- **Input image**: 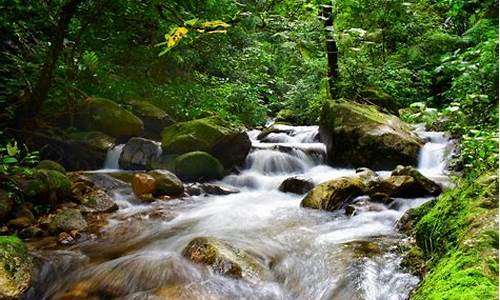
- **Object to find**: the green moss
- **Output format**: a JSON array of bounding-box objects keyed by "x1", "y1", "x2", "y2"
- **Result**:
[
  {"x1": 35, "y1": 160, "x2": 66, "y2": 174},
  {"x1": 67, "y1": 131, "x2": 116, "y2": 152},
  {"x1": 0, "y1": 235, "x2": 32, "y2": 299},
  {"x1": 161, "y1": 116, "x2": 239, "y2": 154},
  {"x1": 79, "y1": 97, "x2": 144, "y2": 139},
  {"x1": 174, "y1": 151, "x2": 224, "y2": 181},
  {"x1": 409, "y1": 172, "x2": 499, "y2": 299}
]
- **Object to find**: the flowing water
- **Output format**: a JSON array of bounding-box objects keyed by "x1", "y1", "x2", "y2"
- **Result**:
[
  {"x1": 25, "y1": 124, "x2": 451, "y2": 300},
  {"x1": 102, "y1": 144, "x2": 125, "y2": 171}
]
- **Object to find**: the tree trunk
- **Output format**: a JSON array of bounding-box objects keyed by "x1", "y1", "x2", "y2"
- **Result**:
[
  {"x1": 16, "y1": 0, "x2": 83, "y2": 127},
  {"x1": 322, "y1": 5, "x2": 339, "y2": 99}
]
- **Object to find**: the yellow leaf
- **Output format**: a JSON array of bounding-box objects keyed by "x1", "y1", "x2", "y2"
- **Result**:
[
  {"x1": 200, "y1": 20, "x2": 231, "y2": 31},
  {"x1": 167, "y1": 27, "x2": 189, "y2": 48}
]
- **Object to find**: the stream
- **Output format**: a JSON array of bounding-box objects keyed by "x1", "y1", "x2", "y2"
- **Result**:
[{"x1": 25, "y1": 124, "x2": 451, "y2": 300}]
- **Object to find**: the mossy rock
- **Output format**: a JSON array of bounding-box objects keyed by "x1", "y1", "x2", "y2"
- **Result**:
[
  {"x1": 275, "y1": 109, "x2": 300, "y2": 124},
  {"x1": 391, "y1": 165, "x2": 442, "y2": 196},
  {"x1": 301, "y1": 176, "x2": 366, "y2": 211},
  {"x1": 182, "y1": 237, "x2": 267, "y2": 282},
  {"x1": 77, "y1": 97, "x2": 144, "y2": 139},
  {"x1": 128, "y1": 100, "x2": 175, "y2": 138},
  {"x1": 360, "y1": 87, "x2": 400, "y2": 115},
  {"x1": 147, "y1": 170, "x2": 184, "y2": 196},
  {"x1": 319, "y1": 99, "x2": 423, "y2": 170},
  {"x1": 17, "y1": 170, "x2": 71, "y2": 206},
  {"x1": 0, "y1": 190, "x2": 14, "y2": 223},
  {"x1": 35, "y1": 160, "x2": 66, "y2": 174},
  {"x1": 48, "y1": 208, "x2": 88, "y2": 235},
  {"x1": 0, "y1": 236, "x2": 33, "y2": 299},
  {"x1": 173, "y1": 151, "x2": 224, "y2": 181},
  {"x1": 67, "y1": 131, "x2": 116, "y2": 153},
  {"x1": 146, "y1": 154, "x2": 178, "y2": 171},
  {"x1": 161, "y1": 116, "x2": 250, "y2": 169}
]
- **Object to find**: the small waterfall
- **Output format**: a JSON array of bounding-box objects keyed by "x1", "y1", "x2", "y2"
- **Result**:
[
  {"x1": 417, "y1": 131, "x2": 451, "y2": 175},
  {"x1": 103, "y1": 144, "x2": 125, "y2": 170}
]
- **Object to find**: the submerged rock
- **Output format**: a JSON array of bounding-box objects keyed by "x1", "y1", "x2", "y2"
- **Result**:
[
  {"x1": 48, "y1": 209, "x2": 88, "y2": 235},
  {"x1": 319, "y1": 99, "x2": 423, "y2": 170},
  {"x1": 161, "y1": 116, "x2": 250, "y2": 169},
  {"x1": 173, "y1": 151, "x2": 224, "y2": 181},
  {"x1": 279, "y1": 176, "x2": 315, "y2": 195},
  {"x1": 301, "y1": 176, "x2": 366, "y2": 211},
  {"x1": 77, "y1": 97, "x2": 144, "y2": 139},
  {"x1": 119, "y1": 137, "x2": 162, "y2": 170},
  {"x1": 0, "y1": 236, "x2": 33, "y2": 299},
  {"x1": 182, "y1": 237, "x2": 267, "y2": 282}
]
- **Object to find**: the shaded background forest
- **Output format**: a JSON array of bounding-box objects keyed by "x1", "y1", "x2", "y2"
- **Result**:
[{"x1": 0, "y1": 0, "x2": 498, "y2": 173}]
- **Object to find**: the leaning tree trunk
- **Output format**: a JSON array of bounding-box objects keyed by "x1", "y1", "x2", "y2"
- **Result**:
[
  {"x1": 16, "y1": 0, "x2": 83, "y2": 127},
  {"x1": 321, "y1": 4, "x2": 339, "y2": 99}
]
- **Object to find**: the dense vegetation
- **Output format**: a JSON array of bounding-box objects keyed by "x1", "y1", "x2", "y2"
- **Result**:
[{"x1": 0, "y1": 0, "x2": 498, "y2": 299}]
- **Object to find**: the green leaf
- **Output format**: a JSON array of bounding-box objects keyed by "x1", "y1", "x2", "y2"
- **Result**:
[{"x1": 6, "y1": 142, "x2": 18, "y2": 156}]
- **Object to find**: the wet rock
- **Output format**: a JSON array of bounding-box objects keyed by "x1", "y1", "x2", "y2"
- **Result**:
[
  {"x1": 390, "y1": 165, "x2": 442, "y2": 196},
  {"x1": 0, "y1": 189, "x2": 14, "y2": 223},
  {"x1": 346, "y1": 240, "x2": 382, "y2": 257},
  {"x1": 18, "y1": 226, "x2": 47, "y2": 239},
  {"x1": 57, "y1": 232, "x2": 75, "y2": 245},
  {"x1": 161, "y1": 116, "x2": 250, "y2": 169},
  {"x1": 257, "y1": 125, "x2": 294, "y2": 140},
  {"x1": 15, "y1": 169, "x2": 71, "y2": 206},
  {"x1": 127, "y1": 100, "x2": 175, "y2": 139},
  {"x1": 0, "y1": 236, "x2": 33, "y2": 299},
  {"x1": 279, "y1": 176, "x2": 315, "y2": 195},
  {"x1": 131, "y1": 173, "x2": 156, "y2": 199},
  {"x1": 184, "y1": 184, "x2": 203, "y2": 196},
  {"x1": 355, "y1": 167, "x2": 382, "y2": 190},
  {"x1": 76, "y1": 97, "x2": 144, "y2": 139},
  {"x1": 78, "y1": 189, "x2": 118, "y2": 213},
  {"x1": 35, "y1": 160, "x2": 66, "y2": 174},
  {"x1": 153, "y1": 284, "x2": 223, "y2": 300},
  {"x1": 182, "y1": 237, "x2": 267, "y2": 282},
  {"x1": 369, "y1": 192, "x2": 393, "y2": 204},
  {"x1": 319, "y1": 99, "x2": 423, "y2": 170},
  {"x1": 173, "y1": 151, "x2": 224, "y2": 181},
  {"x1": 7, "y1": 217, "x2": 33, "y2": 229},
  {"x1": 374, "y1": 167, "x2": 441, "y2": 198},
  {"x1": 345, "y1": 204, "x2": 357, "y2": 216},
  {"x1": 148, "y1": 170, "x2": 184, "y2": 197},
  {"x1": 48, "y1": 209, "x2": 88, "y2": 235},
  {"x1": 83, "y1": 173, "x2": 129, "y2": 190},
  {"x1": 70, "y1": 174, "x2": 118, "y2": 213},
  {"x1": 199, "y1": 183, "x2": 239, "y2": 195},
  {"x1": 119, "y1": 137, "x2": 162, "y2": 170},
  {"x1": 301, "y1": 176, "x2": 366, "y2": 211}
]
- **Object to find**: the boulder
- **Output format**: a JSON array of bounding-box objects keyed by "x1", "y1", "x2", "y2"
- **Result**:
[
  {"x1": 275, "y1": 109, "x2": 299, "y2": 124},
  {"x1": 173, "y1": 151, "x2": 224, "y2": 181},
  {"x1": 128, "y1": 100, "x2": 175, "y2": 138},
  {"x1": 355, "y1": 167, "x2": 382, "y2": 191},
  {"x1": 48, "y1": 209, "x2": 88, "y2": 235},
  {"x1": 198, "y1": 183, "x2": 239, "y2": 195},
  {"x1": 146, "y1": 154, "x2": 177, "y2": 171},
  {"x1": 301, "y1": 176, "x2": 366, "y2": 211},
  {"x1": 66, "y1": 131, "x2": 115, "y2": 153},
  {"x1": 279, "y1": 176, "x2": 315, "y2": 195},
  {"x1": 148, "y1": 170, "x2": 184, "y2": 197},
  {"x1": 319, "y1": 99, "x2": 424, "y2": 170},
  {"x1": 16, "y1": 170, "x2": 71, "y2": 206},
  {"x1": 390, "y1": 165, "x2": 442, "y2": 196},
  {"x1": 161, "y1": 116, "x2": 250, "y2": 169},
  {"x1": 360, "y1": 87, "x2": 400, "y2": 115},
  {"x1": 182, "y1": 237, "x2": 266, "y2": 282},
  {"x1": 77, "y1": 97, "x2": 144, "y2": 139},
  {"x1": 131, "y1": 173, "x2": 156, "y2": 199},
  {"x1": 0, "y1": 190, "x2": 14, "y2": 223},
  {"x1": 70, "y1": 174, "x2": 118, "y2": 213},
  {"x1": 0, "y1": 236, "x2": 33, "y2": 299},
  {"x1": 119, "y1": 137, "x2": 162, "y2": 170},
  {"x1": 35, "y1": 160, "x2": 66, "y2": 174},
  {"x1": 375, "y1": 168, "x2": 442, "y2": 198}
]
